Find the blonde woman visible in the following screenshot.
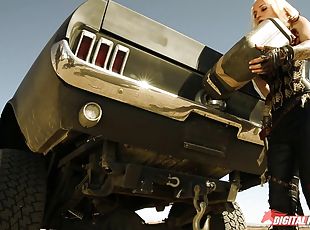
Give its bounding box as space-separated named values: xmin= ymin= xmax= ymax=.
xmin=249 ymin=0 xmax=310 ymax=229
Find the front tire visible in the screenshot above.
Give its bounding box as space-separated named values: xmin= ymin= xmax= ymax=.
xmin=0 ymin=149 xmax=46 ymax=230
xmin=210 ymin=202 xmax=247 ymax=230
xmin=169 ymin=201 xmax=246 ymax=230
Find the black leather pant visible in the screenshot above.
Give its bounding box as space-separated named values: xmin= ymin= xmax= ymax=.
xmin=268 ymin=102 xmax=310 ymax=219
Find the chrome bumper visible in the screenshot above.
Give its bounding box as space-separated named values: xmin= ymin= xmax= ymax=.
xmin=51 ymin=40 xmax=263 ymax=146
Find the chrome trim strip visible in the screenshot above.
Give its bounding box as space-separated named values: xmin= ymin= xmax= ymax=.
xmin=51 ymin=40 xmax=263 ymax=146
xmin=91 ymin=37 xmax=114 ymax=69
xmin=183 ymin=142 xmax=226 ymax=158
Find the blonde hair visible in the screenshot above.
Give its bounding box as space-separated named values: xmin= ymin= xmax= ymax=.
xmin=251 ymin=0 xmax=299 ymax=28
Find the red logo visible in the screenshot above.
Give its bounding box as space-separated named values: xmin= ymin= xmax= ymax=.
xmin=261 ymin=209 xmax=286 ymax=223
xmin=261 ymin=210 xmax=310 ymax=226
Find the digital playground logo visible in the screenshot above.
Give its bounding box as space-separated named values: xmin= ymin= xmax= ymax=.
xmin=261 ymin=209 xmax=310 ymax=226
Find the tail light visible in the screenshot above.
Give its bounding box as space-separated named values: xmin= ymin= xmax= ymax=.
xmin=73 ymin=30 xmax=130 ymax=75
xmin=75 ymin=30 xmax=96 ymax=62
xmin=109 ymin=45 xmax=130 ymax=75
xmin=92 ymin=38 xmax=113 ymax=69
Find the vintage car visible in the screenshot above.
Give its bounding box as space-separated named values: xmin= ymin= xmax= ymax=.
xmin=0 ymin=0 xmax=266 ymax=229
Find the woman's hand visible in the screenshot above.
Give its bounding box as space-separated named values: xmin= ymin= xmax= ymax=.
xmin=249 ymin=46 xmax=274 ymax=75
xmin=249 ymin=45 xmax=294 ymax=80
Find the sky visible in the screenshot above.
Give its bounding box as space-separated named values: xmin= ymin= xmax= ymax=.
xmin=1 ymin=0 xmax=310 ymax=226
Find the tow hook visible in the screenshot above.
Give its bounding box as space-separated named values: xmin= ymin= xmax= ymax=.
xmin=192 ymin=181 xmax=216 ymax=230
xmin=166 ymin=176 xmax=180 ymax=188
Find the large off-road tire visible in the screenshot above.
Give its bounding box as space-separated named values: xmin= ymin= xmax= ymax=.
xmin=0 ymin=149 xmax=46 ymax=230
xmin=209 ymin=202 xmax=247 ymax=230
xmin=169 ymin=201 xmax=246 ymax=230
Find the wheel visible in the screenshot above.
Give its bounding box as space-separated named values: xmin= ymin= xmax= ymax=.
xmin=168 ymin=201 xmax=246 ymax=230
xmin=209 ymin=202 xmax=247 ymax=230
xmin=0 ymin=149 xmax=46 ymax=230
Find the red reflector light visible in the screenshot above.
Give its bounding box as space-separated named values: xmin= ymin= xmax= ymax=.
xmin=109 ymin=45 xmax=129 ymax=75
xmin=95 ymin=43 xmax=110 ymax=67
xmin=75 ymin=30 xmax=96 ymax=62
xmin=112 ymin=50 xmax=126 ymax=74
xmin=77 ymin=36 xmax=93 ymax=61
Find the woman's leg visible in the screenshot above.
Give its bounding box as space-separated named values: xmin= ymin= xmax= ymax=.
xmin=297 ymin=104 xmax=310 ymax=209
xmin=267 ymin=141 xmax=296 ymax=214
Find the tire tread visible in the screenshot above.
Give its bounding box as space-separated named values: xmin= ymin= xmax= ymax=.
xmin=0 ymin=149 xmax=46 ymax=230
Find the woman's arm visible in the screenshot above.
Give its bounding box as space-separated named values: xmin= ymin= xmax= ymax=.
xmin=292 ymin=16 xmax=310 ymax=60
xmin=293 ymin=40 xmax=310 ymax=60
